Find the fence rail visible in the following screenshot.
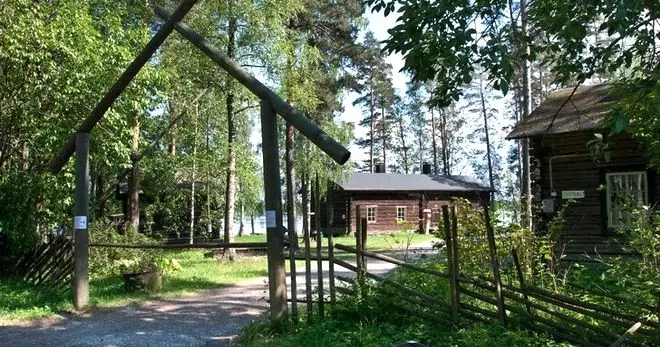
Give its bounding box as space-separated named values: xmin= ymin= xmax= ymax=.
xmin=326 ymin=204 xmax=658 ymax=347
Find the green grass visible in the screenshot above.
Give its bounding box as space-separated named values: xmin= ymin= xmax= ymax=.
xmin=0 ymin=233 xmax=437 ymax=325
xmin=0 ymin=250 xmax=271 ymax=325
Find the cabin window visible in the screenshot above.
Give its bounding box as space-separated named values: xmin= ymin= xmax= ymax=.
xmin=606 ymin=171 xmax=648 ymax=228
xmin=396 ymin=206 xmax=406 ymax=221
xmin=366 ymin=206 xmax=377 ymax=223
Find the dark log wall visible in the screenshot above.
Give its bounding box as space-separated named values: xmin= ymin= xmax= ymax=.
xmin=532 ymin=131 xmax=659 ymax=242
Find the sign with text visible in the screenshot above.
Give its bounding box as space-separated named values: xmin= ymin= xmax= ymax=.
xmin=561 ymin=190 xmax=585 ymax=199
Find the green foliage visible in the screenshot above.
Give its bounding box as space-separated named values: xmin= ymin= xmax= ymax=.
xmin=600 ymin=206 xmax=660 ymax=305
xmin=89 ymin=222 xmax=160 ymax=277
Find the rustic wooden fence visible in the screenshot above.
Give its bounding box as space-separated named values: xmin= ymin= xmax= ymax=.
xmin=17 ymin=234 xmax=73 ymax=291
xmin=323 ymin=204 xmax=658 ymax=347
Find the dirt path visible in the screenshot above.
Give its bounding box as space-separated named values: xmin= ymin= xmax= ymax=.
xmin=0 ymin=278 xmax=268 ymax=347
xmin=0 ymin=246 xmax=436 ymax=347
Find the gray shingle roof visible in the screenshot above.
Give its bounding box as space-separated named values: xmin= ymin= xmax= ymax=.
xmin=336 ymin=173 xmax=492 ymax=192
xmin=506 ymin=84 xmax=619 ymax=139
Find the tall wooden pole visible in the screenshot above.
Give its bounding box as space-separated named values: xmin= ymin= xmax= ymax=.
xmin=260 ymin=100 xmax=288 ymax=322
xmin=73 ymin=133 xmax=90 ymax=311
xmin=484 ymin=203 xmax=506 ymax=324
xmin=442 ymin=205 xmax=457 ymax=321
xmin=314 ymin=175 xmax=324 ymax=317
xmin=327 ymin=186 xmax=336 ymax=307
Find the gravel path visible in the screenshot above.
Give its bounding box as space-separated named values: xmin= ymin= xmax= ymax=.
xmin=0 ymin=246 xmax=437 ymax=347
xmin=0 ymin=278 xmax=268 ymax=347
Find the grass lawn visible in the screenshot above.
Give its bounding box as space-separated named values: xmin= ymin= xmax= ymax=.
xmin=0 ymin=250 xmax=272 ymax=325
xmin=1 ymin=233 xmax=438 ymax=325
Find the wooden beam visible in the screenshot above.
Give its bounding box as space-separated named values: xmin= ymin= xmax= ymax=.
xmin=49 ymin=0 xmax=197 ymax=174
xmin=154 ymin=6 xmax=350 ymax=165
xmin=483 ymin=203 xmax=506 ymax=324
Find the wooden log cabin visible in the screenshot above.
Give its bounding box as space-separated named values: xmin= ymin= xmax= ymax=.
xmin=507 ymin=84 xmax=659 ymax=259
xmin=312 ymin=165 xmax=491 ymax=235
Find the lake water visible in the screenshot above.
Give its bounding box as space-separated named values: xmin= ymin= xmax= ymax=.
xmin=233 ymin=215 xmax=303 ymax=234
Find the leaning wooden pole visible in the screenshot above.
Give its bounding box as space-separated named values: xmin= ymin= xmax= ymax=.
xmin=73 ymin=133 xmax=90 ymax=310
xmin=355 ymin=205 xmax=364 ymax=287
xmin=327 ymin=187 xmax=336 ymax=307
xmin=154 ymin=6 xmax=349 ymax=165
xmin=483 ymin=203 xmax=506 ymax=324
xmin=314 ymin=175 xmax=324 ymax=317
xmin=442 ymin=205 xmax=458 ymax=322
xmin=302 ymin=176 xmax=313 ymax=319
xmin=49 ymin=0 xmax=197 ymax=174
xmin=450 ymin=206 xmax=461 ymax=317
xmin=260 ymin=100 xmax=288 ymax=322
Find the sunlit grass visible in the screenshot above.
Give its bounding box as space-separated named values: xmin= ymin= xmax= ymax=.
xmin=0 ymin=250 xmax=270 ymax=325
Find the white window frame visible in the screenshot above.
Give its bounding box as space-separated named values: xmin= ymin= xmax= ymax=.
xmin=606 ymin=171 xmax=648 ymax=228
xmin=366 ymin=205 xmax=377 ymax=223
xmin=396 ymin=206 xmax=406 ymax=222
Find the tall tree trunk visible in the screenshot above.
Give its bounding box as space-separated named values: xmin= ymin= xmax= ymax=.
xmin=520 ymin=0 xmax=533 ymax=229
xmin=479 ymin=77 xmax=495 ymax=199
xmin=127 ymin=113 xmax=140 ymax=232
xmin=397 ymin=115 xmax=409 ymax=173
xmin=190 ymin=101 xmax=198 ymax=244
xmin=301 ymin=174 xmax=310 ymax=239
xmin=239 ymin=203 xmax=244 ymax=237
xmin=381 ymin=104 xmax=387 ymax=172
xmin=369 ymin=83 xmax=375 ymax=172
xmin=250 ymin=211 xmax=255 ymax=235
xmin=223 ymin=15 xmax=238 ymax=259
xmin=440 ymin=109 xmax=450 ymax=175
xmin=96 ymin=167 xmax=106 ymax=219
xmin=430 ymin=107 xmax=438 ymax=175
xmin=206 ymin=99 xmax=212 ymax=237
xmin=20 ymin=141 xmax=28 ymax=170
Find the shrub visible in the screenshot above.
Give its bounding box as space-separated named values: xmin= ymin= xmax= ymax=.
xmin=89 ymin=221 xmax=160 ymax=278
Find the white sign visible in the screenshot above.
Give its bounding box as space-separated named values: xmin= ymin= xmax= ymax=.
xmin=561 ymin=190 xmax=585 ymax=199
xmin=265 ymin=210 xmax=276 ymax=228
xmin=74 ymin=216 xmax=87 ymax=229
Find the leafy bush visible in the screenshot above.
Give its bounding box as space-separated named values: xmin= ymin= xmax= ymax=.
xmin=0 ymin=172 xmax=70 ymax=276
xmin=89 ymin=221 xmax=160 ymax=277
xmin=602 ymin=206 xmax=660 ymax=306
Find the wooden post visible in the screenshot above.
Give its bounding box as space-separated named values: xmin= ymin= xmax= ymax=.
xmin=355 ymin=205 xmax=364 ymax=286
xmin=302 ymin=176 xmax=313 ymax=319
xmin=450 ymin=206 xmax=461 ymax=316
xmin=512 ymin=248 xmax=532 ymax=314
xmin=327 ymin=187 xmax=336 ymax=307
xmin=314 ymin=176 xmax=324 ymax=317
xmin=442 ymin=205 xmax=458 ymax=321
xmin=289 ymin=233 xmax=298 ymax=320
xmin=260 ymin=100 xmax=288 ymax=322
xmin=73 ymin=133 xmax=90 ymax=311
xmin=49 ymin=0 xmax=198 ymax=174
xmin=360 ymin=218 xmax=367 ymax=268
xmin=484 ymin=203 xmax=506 ymax=324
